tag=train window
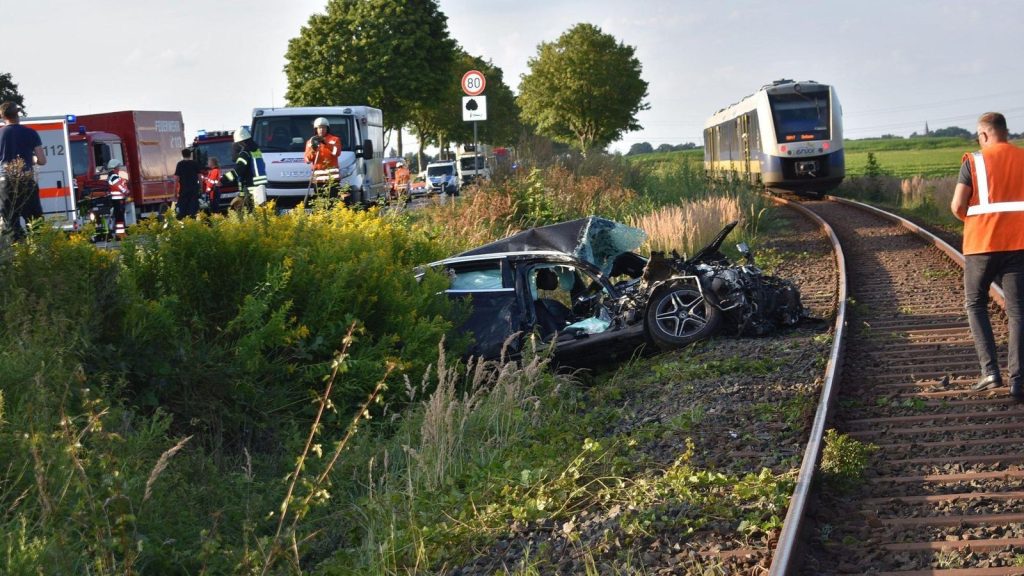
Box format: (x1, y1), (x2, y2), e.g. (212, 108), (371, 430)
(768, 91), (831, 143)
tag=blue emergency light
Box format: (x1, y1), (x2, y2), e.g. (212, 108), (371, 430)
(65, 114), (76, 123)
(197, 129), (207, 140)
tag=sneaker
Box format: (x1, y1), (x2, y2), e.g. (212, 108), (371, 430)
(972, 374), (1002, 391)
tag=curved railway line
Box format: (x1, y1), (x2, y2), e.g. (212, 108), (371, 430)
(752, 196), (1023, 575)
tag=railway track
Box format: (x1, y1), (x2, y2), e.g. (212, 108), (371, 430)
(777, 198), (1022, 575)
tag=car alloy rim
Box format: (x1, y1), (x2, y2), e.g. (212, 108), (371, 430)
(654, 289), (708, 337)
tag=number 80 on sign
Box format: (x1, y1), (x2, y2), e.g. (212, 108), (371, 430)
(461, 70), (486, 97)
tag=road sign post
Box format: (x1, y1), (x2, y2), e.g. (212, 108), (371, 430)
(461, 71), (487, 184)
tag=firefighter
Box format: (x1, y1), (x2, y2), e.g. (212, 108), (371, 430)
(203, 157), (221, 212)
(393, 161), (411, 200)
(225, 127), (266, 212)
(304, 117), (344, 203)
(106, 159), (129, 239)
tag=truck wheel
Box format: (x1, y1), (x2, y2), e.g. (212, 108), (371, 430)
(645, 283), (721, 350)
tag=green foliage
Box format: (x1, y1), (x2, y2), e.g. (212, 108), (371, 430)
(409, 50), (520, 152)
(819, 429), (877, 492)
(0, 71), (26, 113)
(109, 208), (455, 445)
(863, 152), (886, 178)
(518, 23), (649, 154)
(844, 146), (967, 178)
(284, 0), (457, 130)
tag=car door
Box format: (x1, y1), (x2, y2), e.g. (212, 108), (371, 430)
(446, 258), (527, 360)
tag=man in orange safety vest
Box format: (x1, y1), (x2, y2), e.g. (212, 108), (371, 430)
(951, 112), (1024, 400)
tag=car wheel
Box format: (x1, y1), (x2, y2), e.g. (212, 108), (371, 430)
(645, 283), (721, 350)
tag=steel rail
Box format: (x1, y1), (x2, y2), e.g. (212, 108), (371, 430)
(767, 196), (848, 575)
(769, 195), (1006, 574)
(828, 195), (1005, 306)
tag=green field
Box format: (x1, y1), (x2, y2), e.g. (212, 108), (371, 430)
(627, 137), (1024, 179)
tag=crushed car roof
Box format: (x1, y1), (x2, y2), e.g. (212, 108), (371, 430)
(455, 216), (647, 276)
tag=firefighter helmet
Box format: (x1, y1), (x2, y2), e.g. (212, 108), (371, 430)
(313, 117), (330, 128)
(107, 159), (121, 170)
(234, 126), (251, 142)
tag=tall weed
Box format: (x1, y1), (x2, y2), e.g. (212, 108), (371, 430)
(628, 196), (743, 256)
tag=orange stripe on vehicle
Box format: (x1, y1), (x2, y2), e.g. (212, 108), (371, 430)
(27, 122), (64, 132)
(38, 187), (70, 199)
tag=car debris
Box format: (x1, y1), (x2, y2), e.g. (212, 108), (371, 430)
(423, 216), (808, 363)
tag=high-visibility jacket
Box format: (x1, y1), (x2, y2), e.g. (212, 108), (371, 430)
(963, 142), (1024, 255)
(305, 133), (342, 184)
(204, 167), (220, 196)
(107, 170), (128, 201)
(230, 149), (267, 188)
(107, 170), (128, 237)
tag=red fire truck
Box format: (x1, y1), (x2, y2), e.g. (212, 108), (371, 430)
(67, 111), (185, 223)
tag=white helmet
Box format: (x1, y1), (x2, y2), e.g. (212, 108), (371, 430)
(107, 159), (121, 170)
(233, 126), (251, 142)
(396, 161), (404, 167)
(313, 117), (329, 128)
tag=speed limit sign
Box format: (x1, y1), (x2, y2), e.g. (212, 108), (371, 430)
(461, 70), (486, 96)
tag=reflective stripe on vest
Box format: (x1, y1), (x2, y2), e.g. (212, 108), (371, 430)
(966, 152), (1024, 215)
(108, 173), (127, 200)
(251, 150), (267, 186)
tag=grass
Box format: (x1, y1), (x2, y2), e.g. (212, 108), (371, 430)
(1, 148), (807, 575)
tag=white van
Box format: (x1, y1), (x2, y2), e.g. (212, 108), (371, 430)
(456, 152), (491, 186)
(250, 106), (385, 207)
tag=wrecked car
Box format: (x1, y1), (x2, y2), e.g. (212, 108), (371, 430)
(423, 216), (807, 363)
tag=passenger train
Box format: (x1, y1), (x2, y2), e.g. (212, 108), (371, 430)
(704, 80), (844, 196)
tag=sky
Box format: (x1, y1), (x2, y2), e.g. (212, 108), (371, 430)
(8, 0), (1024, 154)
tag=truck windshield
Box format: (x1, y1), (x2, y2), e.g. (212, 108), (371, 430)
(768, 90), (831, 143)
(193, 140), (235, 168)
(70, 140), (90, 177)
(427, 165), (454, 177)
(459, 156), (484, 170)
(252, 115), (354, 153)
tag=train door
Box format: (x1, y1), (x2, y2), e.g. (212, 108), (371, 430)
(740, 115), (751, 180)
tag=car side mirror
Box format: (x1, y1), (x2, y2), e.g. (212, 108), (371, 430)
(357, 139), (374, 159)
(736, 242), (754, 264)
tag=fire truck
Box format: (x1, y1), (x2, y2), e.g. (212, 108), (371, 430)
(67, 111), (185, 223)
(191, 129), (239, 212)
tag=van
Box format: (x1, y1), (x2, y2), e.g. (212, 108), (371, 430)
(250, 106), (384, 207)
(456, 152), (491, 186)
(425, 161), (459, 196)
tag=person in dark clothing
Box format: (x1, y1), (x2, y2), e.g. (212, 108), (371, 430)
(174, 148), (202, 218)
(0, 101), (47, 239)
(225, 127), (266, 212)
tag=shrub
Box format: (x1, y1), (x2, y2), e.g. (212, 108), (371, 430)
(108, 206), (457, 447)
(820, 428), (877, 491)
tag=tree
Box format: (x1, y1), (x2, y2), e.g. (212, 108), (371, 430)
(518, 23), (648, 156)
(408, 50), (520, 166)
(283, 0), (457, 155)
(627, 142), (653, 155)
(930, 126), (972, 139)
(0, 72), (26, 113)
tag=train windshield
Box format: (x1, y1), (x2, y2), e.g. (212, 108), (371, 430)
(768, 90), (831, 143)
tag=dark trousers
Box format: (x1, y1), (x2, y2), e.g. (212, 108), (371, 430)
(964, 250), (1024, 384)
(0, 176), (42, 240)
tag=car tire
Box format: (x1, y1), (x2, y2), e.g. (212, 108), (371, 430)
(645, 283), (721, 350)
